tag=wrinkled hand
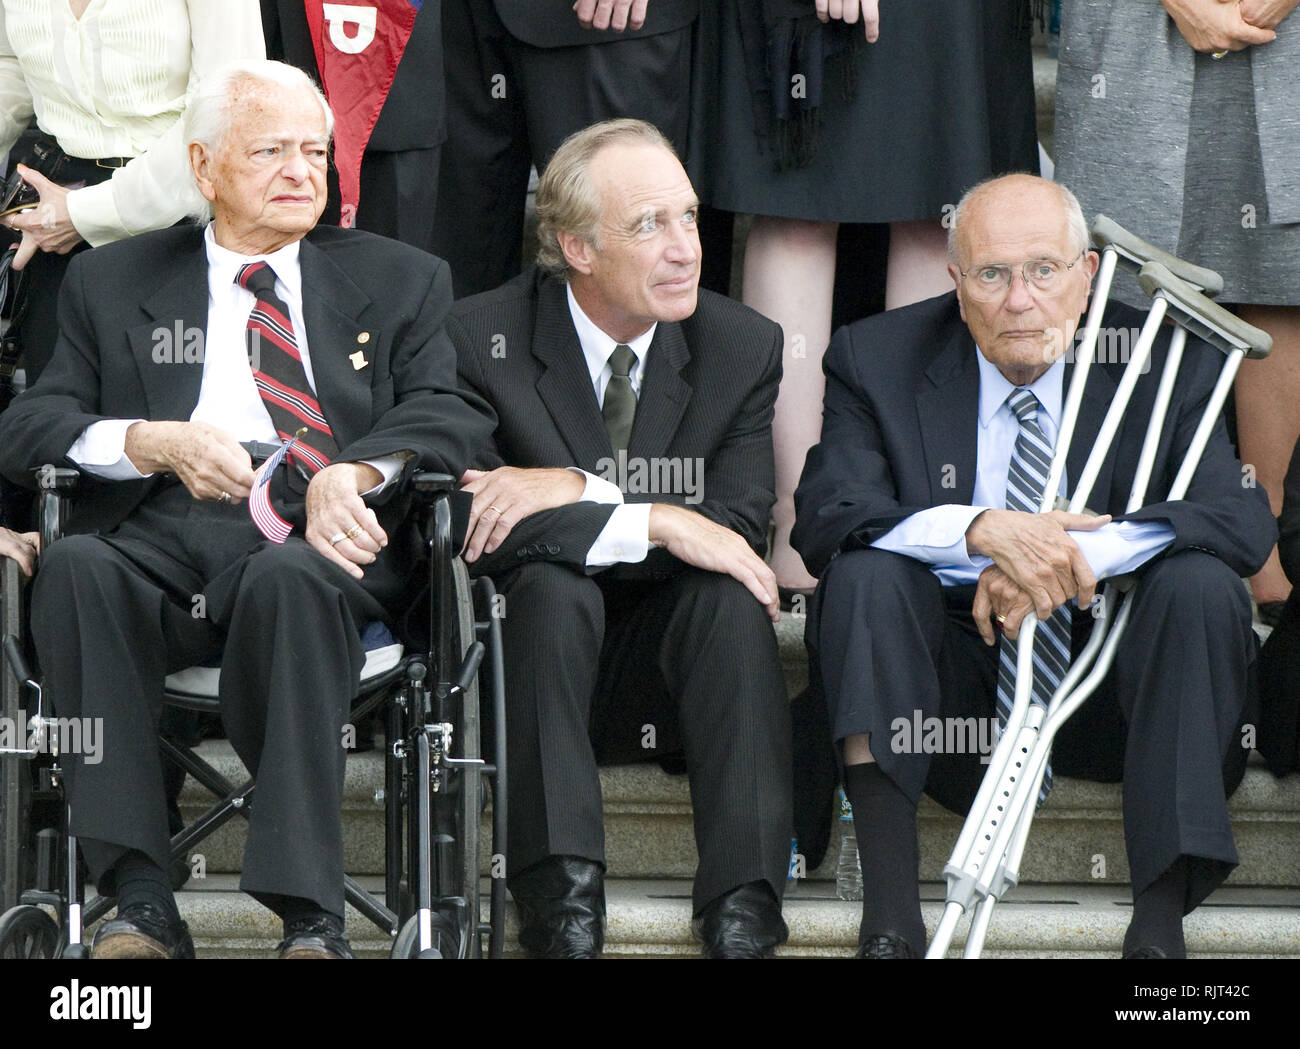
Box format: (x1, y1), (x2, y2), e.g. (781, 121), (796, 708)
(0, 527), (39, 577)
(124, 420), (256, 503)
(971, 564), (1037, 646)
(2, 165), (83, 270)
(459, 466), (585, 563)
(573, 0), (648, 31)
(648, 503), (779, 621)
(1237, 0), (1300, 29)
(815, 0), (881, 41)
(965, 508), (1109, 621)
(306, 462), (386, 580)
(1163, 0), (1275, 50)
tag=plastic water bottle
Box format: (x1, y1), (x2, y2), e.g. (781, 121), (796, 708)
(786, 837), (802, 896)
(836, 788), (863, 901)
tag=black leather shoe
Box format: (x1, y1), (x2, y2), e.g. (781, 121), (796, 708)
(277, 913), (354, 959)
(1123, 945), (1170, 959)
(693, 882), (789, 959)
(856, 933), (916, 959)
(92, 902), (194, 959)
(510, 855), (605, 959)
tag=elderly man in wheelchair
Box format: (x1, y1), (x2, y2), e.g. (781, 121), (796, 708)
(0, 58), (495, 959)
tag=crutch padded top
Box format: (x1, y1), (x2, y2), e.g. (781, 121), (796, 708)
(1138, 262), (1273, 360)
(1090, 215), (1224, 297)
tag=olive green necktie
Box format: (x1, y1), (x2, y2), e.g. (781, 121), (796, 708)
(602, 343), (637, 454)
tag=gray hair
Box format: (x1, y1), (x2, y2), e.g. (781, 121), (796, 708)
(947, 175), (1090, 266)
(535, 118), (676, 278)
(184, 59), (334, 221)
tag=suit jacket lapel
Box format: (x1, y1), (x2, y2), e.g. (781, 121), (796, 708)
(917, 326), (980, 506)
(128, 236), (209, 420)
(298, 235), (375, 450)
(531, 277), (617, 470)
(628, 320), (691, 459)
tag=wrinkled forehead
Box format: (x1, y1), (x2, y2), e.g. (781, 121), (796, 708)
(225, 79), (330, 144)
(959, 189), (1075, 264)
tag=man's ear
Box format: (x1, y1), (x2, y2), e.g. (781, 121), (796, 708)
(948, 261), (968, 323)
(189, 142), (218, 204)
(558, 230), (595, 276)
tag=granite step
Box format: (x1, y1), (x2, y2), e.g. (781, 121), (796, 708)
(166, 875), (1300, 960)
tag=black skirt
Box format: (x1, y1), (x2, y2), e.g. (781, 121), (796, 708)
(688, 0), (1040, 224)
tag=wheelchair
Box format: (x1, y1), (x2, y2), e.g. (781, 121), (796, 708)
(0, 467), (506, 959)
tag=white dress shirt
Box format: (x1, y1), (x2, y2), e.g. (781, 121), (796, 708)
(68, 224), (400, 493)
(0, 0), (264, 245)
(565, 283), (656, 567)
(872, 347), (1175, 585)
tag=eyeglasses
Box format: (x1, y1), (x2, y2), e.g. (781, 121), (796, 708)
(959, 251), (1086, 302)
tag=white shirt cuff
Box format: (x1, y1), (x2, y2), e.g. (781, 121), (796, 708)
(871, 504), (991, 568)
(358, 456), (404, 497)
(1069, 520), (1176, 579)
(67, 419), (153, 480)
(567, 467), (625, 505)
(586, 503), (651, 566)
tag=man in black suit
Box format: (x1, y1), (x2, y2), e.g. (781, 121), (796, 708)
(793, 174), (1275, 959)
(434, 0), (700, 297)
(0, 59), (493, 959)
(261, 0), (445, 251)
(449, 118), (792, 958)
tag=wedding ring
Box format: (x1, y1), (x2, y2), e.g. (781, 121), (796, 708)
(343, 524), (364, 541)
(485, 505), (504, 517)
(1211, 50), (1227, 59)
(328, 532), (347, 545)
(219, 491), (232, 504)
(996, 614), (1007, 624)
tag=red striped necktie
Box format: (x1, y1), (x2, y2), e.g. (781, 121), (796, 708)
(236, 261), (339, 475)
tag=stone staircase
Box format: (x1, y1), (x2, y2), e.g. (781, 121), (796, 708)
(170, 613), (1300, 959)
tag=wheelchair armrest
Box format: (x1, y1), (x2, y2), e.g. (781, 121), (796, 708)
(37, 465), (79, 552)
(411, 472), (457, 495)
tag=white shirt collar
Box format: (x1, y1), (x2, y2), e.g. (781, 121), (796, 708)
(975, 347), (1065, 432)
(566, 282), (655, 389)
(204, 223), (304, 304)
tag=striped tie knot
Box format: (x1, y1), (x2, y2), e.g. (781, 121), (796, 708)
(236, 261), (277, 298)
(1007, 387), (1040, 425)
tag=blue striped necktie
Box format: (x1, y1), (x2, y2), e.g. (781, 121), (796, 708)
(996, 387), (1070, 799)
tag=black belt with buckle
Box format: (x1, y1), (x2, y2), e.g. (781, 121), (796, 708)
(23, 133), (131, 186)
(241, 440), (283, 465)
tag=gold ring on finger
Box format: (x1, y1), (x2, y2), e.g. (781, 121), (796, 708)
(343, 524), (364, 541)
(219, 491), (232, 504)
(1211, 50), (1227, 59)
(486, 505), (504, 517)
(996, 614), (1007, 624)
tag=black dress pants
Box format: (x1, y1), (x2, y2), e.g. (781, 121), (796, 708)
(433, 0), (694, 298)
(30, 482), (403, 915)
(808, 547), (1254, 907)
(496, 561), (792, 912)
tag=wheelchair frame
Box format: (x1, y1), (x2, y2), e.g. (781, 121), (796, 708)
(0, 470), (507, 959)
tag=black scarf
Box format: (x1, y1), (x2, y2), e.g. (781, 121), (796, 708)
(736, 0), (862, 171)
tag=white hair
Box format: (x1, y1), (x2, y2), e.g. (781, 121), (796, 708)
(183, 59), (334, 221)
(947, 175), (1090, 265)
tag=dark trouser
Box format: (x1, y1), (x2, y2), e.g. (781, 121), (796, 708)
(808, 547), (1253, 908)
(496, 561), (792, 913)
(433, 0), (694, 298)
(30, 483), (403, 916)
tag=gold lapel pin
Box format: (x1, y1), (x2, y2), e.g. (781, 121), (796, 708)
(357, 332), (371, 344)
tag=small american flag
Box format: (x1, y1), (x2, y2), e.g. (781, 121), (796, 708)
(248, 430), (304, 544)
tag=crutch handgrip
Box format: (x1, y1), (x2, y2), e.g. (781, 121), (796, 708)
(1137, 263), (1272, 359)
(1090, 215), (1223, 296)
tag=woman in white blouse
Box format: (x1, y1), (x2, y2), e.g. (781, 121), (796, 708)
(0, 0), (264, 381)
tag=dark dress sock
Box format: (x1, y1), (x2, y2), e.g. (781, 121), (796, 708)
(843, 761), (926, 954)
(113, 850), (180, 922)
(1123, 857), (1189, 959)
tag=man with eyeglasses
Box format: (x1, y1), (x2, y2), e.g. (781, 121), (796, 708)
(792, 174), (1274, 959)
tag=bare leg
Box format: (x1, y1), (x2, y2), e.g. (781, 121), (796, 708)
(741, 215), (838, 591)
(885, 220), (953, 311)
(1235, 304), (1300, 605)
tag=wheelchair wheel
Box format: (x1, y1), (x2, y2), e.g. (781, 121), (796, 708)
(0, 905), (59, 959)
(449, 556), (481, 957)
(390, 911), (459, 960)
